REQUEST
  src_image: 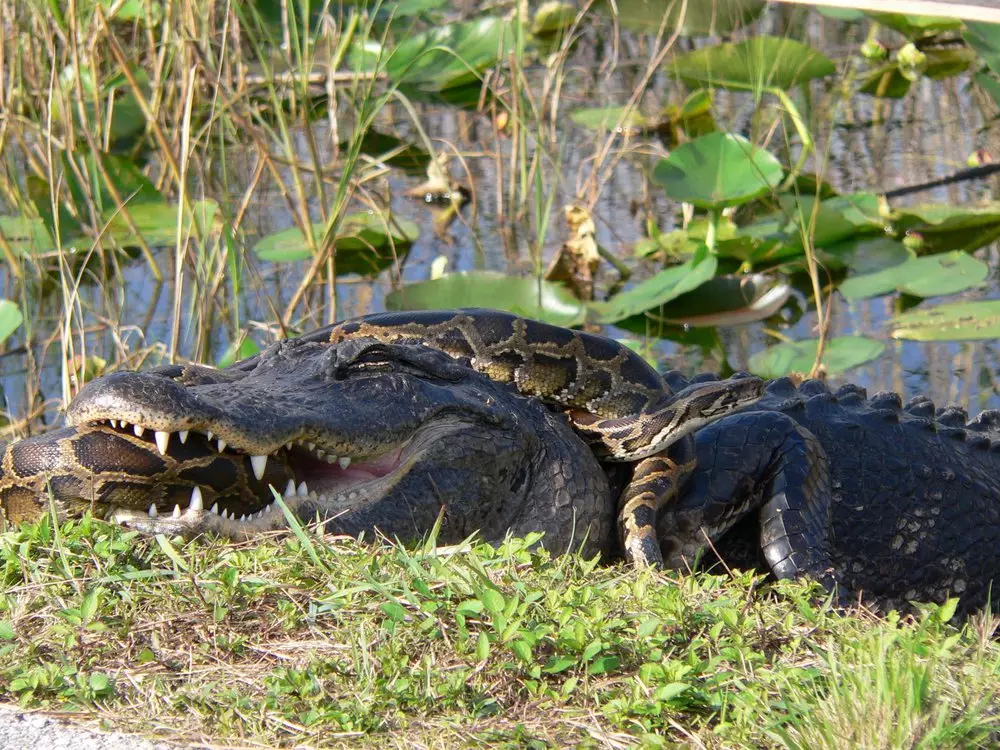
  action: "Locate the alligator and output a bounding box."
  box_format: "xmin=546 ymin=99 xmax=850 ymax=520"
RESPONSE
xmin=0 ymin=309 xmax=997 ymax=616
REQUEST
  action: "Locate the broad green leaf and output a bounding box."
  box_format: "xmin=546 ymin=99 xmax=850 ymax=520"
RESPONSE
xmin=385 ymin=272 xmax=587 ymax=327
xmin=966 ymin=22 xmax=1000 ymax=78
xmin=0 ymin=300 xmax=23 ymax=345
xmin=822 ymin=236 xmax=910 ymax=275
xmin=353 ymin=18 xmax=516 ymax=91
xmin=890 ymin=202 xmax=1000 ymax=254
xmin=817 ymin=8 xmax=864 ymax=20
xmin=860 ymin=47 xmax=977 ymax=98
xmin=337 ymin=130 xmax=431 ymax=175
xmin=570 ymin=106 xmax=653 ymax=133
xmin=749 ymin=336 xmax=885 ymax=378
xmin=868 ymin=13 xmax=963 ymax=38
xmin=891 ymin=300 xmax=1000 ymax=341
xmin=738 ymin=192 xmax=883 ymax=264
xmin=587 ymin=245 xmax=717 ymax=324
xmin=217 ymin=336 xmax=261 ymax=368
xmin=594 ymin=0 xmax=764 ymax=36
xmin=533 ymin=1 xmax=576 ymax=35
xmin=100 ymin=0 xmax=162 ymax=22
xmin=63 ymin=151 xmax=162 ymax=213
xmin=254 ymin=212 xmax=418 ymax=275
xmin=669 ymin=36 xmax=835 ymax=90
xmin=840 ymin=251 xmax=987 ymax=302
xmin=0 ymin=216 xmax=58 ymax=257
xmin=652 ymin=133 xmax=783 ymax=210
xmin=646 ymin=273 xmax=791 ymax=328
xmin=974 ymin=71 xmax=1000 ymax=109
xmin=28 ymin=175 xmax=82 ymax=241
xmin=104 ymin=199 xmax=219 ymax=248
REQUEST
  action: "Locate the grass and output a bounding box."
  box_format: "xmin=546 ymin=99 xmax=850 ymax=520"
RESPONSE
xmin=0 ymin=516 xmax=997 ymax=748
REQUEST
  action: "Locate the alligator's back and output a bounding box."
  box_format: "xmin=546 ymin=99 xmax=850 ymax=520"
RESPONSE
xmin=677 ymin=374 xmax=1000 ymax=615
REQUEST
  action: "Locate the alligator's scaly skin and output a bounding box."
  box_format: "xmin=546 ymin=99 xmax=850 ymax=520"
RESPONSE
xmin=665 ymin=372 xmax=1000 ymax=616
xmin=0 ymin=338 xmax=615 ymax=556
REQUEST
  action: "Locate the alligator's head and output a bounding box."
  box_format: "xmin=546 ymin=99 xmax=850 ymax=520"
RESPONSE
xmin=0 ymin=337 xmax=614 ymax=553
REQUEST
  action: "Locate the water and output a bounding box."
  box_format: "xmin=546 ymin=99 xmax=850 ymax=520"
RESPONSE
xmin=3 ymin=9 xmax=1000 ymax=428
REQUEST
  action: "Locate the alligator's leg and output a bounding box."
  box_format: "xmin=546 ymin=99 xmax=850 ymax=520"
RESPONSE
xmin=653 ymin=411 xmax=841 ymax=595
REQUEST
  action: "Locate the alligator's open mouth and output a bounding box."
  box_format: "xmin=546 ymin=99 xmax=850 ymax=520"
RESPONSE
xmin=76 ymin=416 xmax=426 ymax=534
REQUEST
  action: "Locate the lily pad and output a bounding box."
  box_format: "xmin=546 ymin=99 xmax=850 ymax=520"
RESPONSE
xmin=0 ymin=216 xmax=58 ymax=257
xmin=587 ymin=245 xmax=717 ymax=324
xmin=652 ymin=133 xmax=783 ymax=210
xmin=570 ymin=106 xmax=653 ymax=133
xmin=645 ymin=273 xmax=791 ymax=328
xmin=0 ymin=300 xmax=23 ymax=345
xmin=966 ymin=22 xmax=1000 ymax=78
xmin=338 ymin=130 xmax=431 ymax=175
xmin=859 ymin=47 xmax=977 ymax=98
xmin=822 ymin=236 xmax=910 ymax=275
xmin=385 ymin=272 xmax=586 ymax=327
xmin=840 ymin=251 xmax=988 ymax=302
xmin=669 ymin=36 xmax=835 ymax=90
xmin=353 ymin=18 xmax=516 ymax=91
xmin=217 ymin=336 xmax=261 ymax=369
xmin=738 ymin=192 xmax=883 ymax=265
xmin=891 ymin=300 xmax=1000 ymax=341
xmin=749 ymin=336 xmax=885 ymax=378
xmin=890 ymin=203 xmax=1000 ymax=254
xmin=594 ymin=0 xmax=764 ymax=36
xmin=104 ymin=199 xmax=219 ymax=249
xmin=868 ymin=13 xmax=963 ymax=39
xmin=254 ymin=212 xmax=418 ymax=276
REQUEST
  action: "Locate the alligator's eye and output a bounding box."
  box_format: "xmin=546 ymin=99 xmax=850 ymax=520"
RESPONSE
xmin=345 ymin=345 xmax=396 ymax=372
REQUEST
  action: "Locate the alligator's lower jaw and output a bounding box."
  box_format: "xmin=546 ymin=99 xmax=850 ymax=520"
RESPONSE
xmin=100 ymin=419 xmax=471 ymax=537
xmin=102 ymin=445 xmax=412 ymax=536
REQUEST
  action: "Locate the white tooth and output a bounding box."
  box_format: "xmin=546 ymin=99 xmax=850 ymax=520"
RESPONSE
xmin=206 ymin=430 xmax=214 ymax=441
xmin=307 ymin=442 xmax=316 ymax=451
xmin=284 ymin=479 xmax=296 ymax=497
xmin=121 ymin=421 xmax=129 ymax=430
xmin=217 ymin=439 xmax=227 ymax=452
xmin=338 ymin=457 xmax=351 ymax=469
xmin=179 ymin=430 xmax=189 ymax=444
xmin=148 ymin=504 xmax=157 ymax=518
xmin=172 ymin=504 xmax=181 ymax=519
xmin=239 ymin=514 xmax=247 ymax=522
xmin=326 ymin=455 xmax=337 ymax=464
xmin=110 ymin=420 xmax=119 ymax=429
xmin=315 ymin=449 xmax=326 ymax=458
xmin=133 ymin=424 xmax=145 ymax=438
xmin=286 ymin=443 xmax=293 ymax=451
xmin=189 ymin=486 xmax=204 ymax=512
xmin=154 ymin=430 xmax=170 ymax=455
xmin=308 ymin=491 xmax=318 ymax=500
xmin=250 ymin=455 xmax=268 ymax=481
xmin=221 ymin=509 xmax=229 ymax=520
xmin=209 ymin=502 xmax=219 ymax=515
xmin=297 ymin=481 xmax=308 ymax=497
